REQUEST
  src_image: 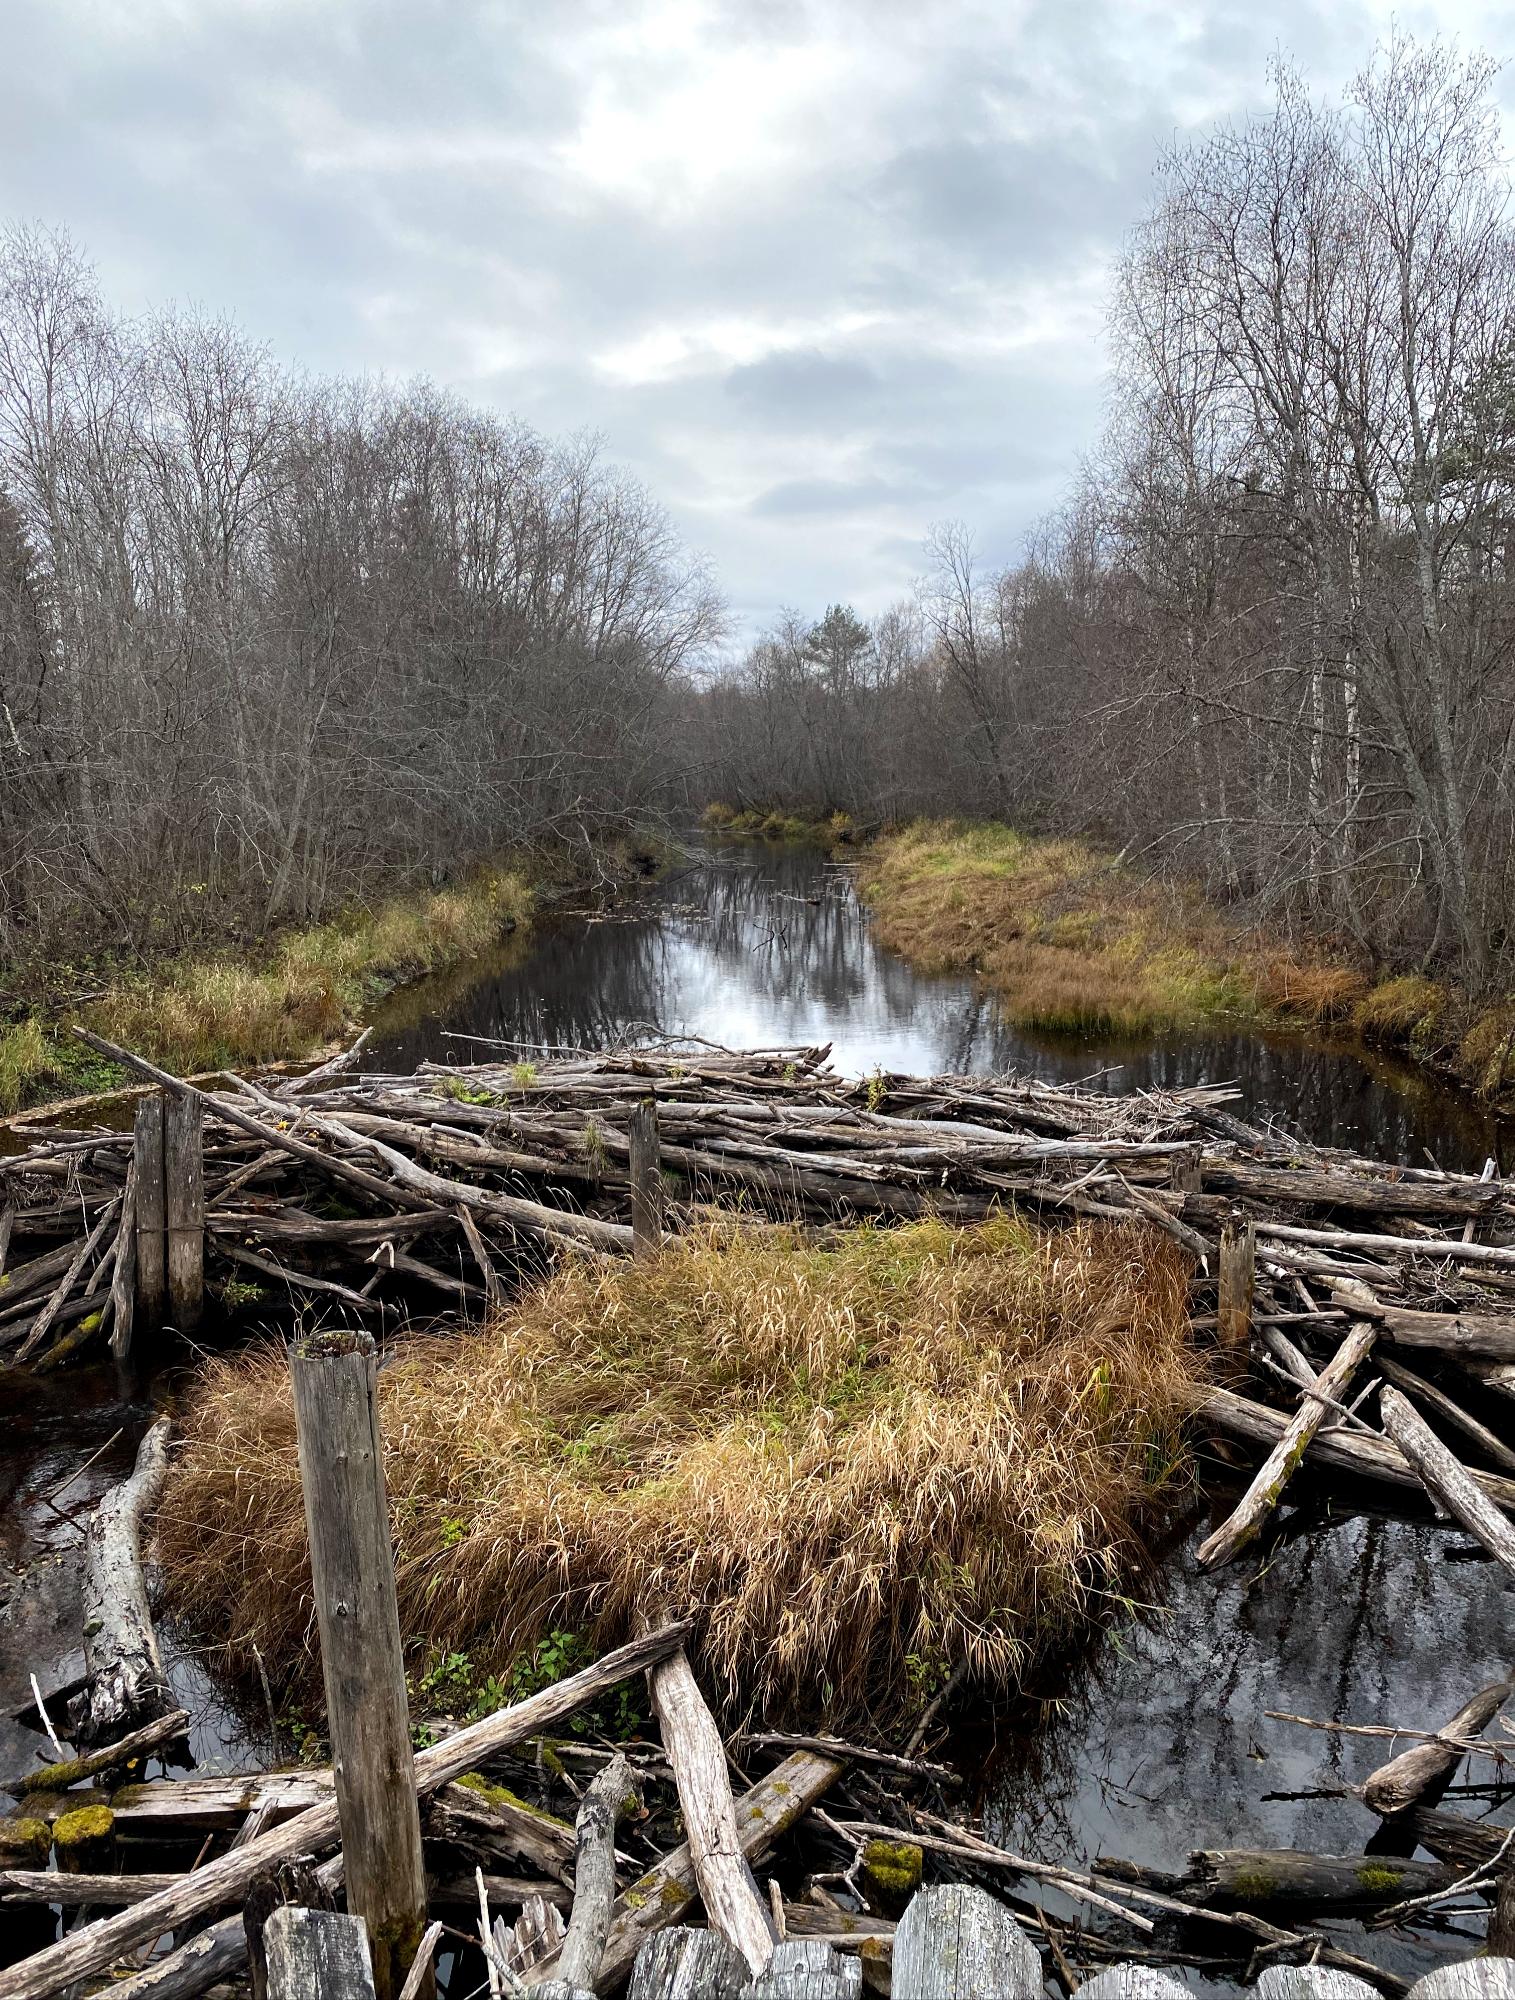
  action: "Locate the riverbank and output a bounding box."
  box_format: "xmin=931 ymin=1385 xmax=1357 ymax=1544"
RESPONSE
xmin=857 ymin=821 xmax=1515 ymax=1109
xmin=0 ymin=865 xmax=538 ymax=1115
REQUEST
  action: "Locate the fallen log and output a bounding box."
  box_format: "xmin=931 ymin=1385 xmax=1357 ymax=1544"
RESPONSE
xmin=551 ymin=1752 xmax=643 ymax=1994
xmin=1185 ymin=1848 xmax=1457 ymax=1910
xmin=534 ymin=1748 xmax=845 ymax=1995
xmin=1375 ymin=1356 xmax=1515 ymax=1477
xmin=0 ymin=1621 xmax=691 ymax=2000
xmin=1379 ymin=1387 xmax=1515 ymax=1577
xmin=1199 ymin=1386 xmax=1515 ymax=1510
xmin=650 ymin=1646 xmax=775 ymax=1974
xmin=1336 ymin=1295 xmax=1515 ymax=1364
xmin=1197 ymin=1323 xmax=1377 ymax=1567
xmin=1364 ymin=1680 xmax=1515 ymax=1817
xmin=75 ymin=1417 xmax=173 ymax=1746
xmin=11 ymin=1705 xmax=189 ymax=1794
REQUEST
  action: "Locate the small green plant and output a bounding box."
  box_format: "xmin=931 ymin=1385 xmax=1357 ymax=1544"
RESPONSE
xmin=219 ymin=1278 xmax=266 ymax=1309
xmin=580 ymin=1118 xmax=608 ymax=1173
xmin=439 ymin=1516 xmax=467 ymax=1548
xmin=510 ymin=1061 xmax=539 ymax=1087
xmin=865 ymin=1067 xmax=887 ymax=1113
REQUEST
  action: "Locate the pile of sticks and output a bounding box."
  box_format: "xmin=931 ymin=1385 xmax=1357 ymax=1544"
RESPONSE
xmin=8 ymin=1027 xmax=1515 ymax=1377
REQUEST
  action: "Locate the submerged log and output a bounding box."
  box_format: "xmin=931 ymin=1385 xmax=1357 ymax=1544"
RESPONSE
xmin=1185 ymin=1848 xmax=1457 ymax=1910
xmin=75 ymin=1417 xmax=173 ymax=1746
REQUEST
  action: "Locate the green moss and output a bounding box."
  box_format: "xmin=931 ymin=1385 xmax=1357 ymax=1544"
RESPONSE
xmin=1228 ymin=1866 xmax=1282 ymax=1900
xmin=862 ymin=1836 xmax=924 ymax=1908
xmin=1355 ymin=1862 xmax=1407 ymax=1894
xmin=53 ymin=1804 xmax=115 ymax=1850
xmin=455 ymin=1772 xmax=571 ymax=1831
xmin=0 ymin=1816 xmax=50 ymax=1862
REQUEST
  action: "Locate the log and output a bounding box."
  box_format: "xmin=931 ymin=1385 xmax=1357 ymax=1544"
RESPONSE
xmin=263 ymin=1906 xmax=376 ymax=2000
xmin=1199 ymin=1386 xmax=1515 ymax=1509
xmin=133 ymin=1093 xmax=166 ymax=1332
xmin=1256 ymin=1972 xmax=1379 ymax=2000
xmin=9 ymin=1195 xmax=120 ymax=1364
xmin=1402 ymin=1807 xmax=1512 ymax=1868
xmin=0 ymin=1869 xmax=182 ymax=1905
xmin=1342 ymin=1296 xmax=1515 ymax=1364
xmin=13 ymin=1704 xmax=189 ymax=1792
xmin=1407 ymin=1967 xmax=1515 ymax=2000
xmin=539 ymin=1748 xmax=845 ymax=1995
xmin=1078 ymin=1973 xmax=1190 ymax=2000
xmin=290 ymin=1331 xmax=429 ymax=2000
xmin=890 ymin=1883 xmax=1040 ymax=2000
xmin=649 ymin=1646 xmax=775 ymax=1973
xmin=742 ymin=1939 xmax=861 ymax=1998
xmin=1364 ymin=1681 xmax=1515 ymax=1817
xmin=1375 ymin=1356 xmax=1515 ymax=1477
xmin=1185 ymin=1848 xmax=1456 ymax=1909
xmin=1198 ymin=1323 xmax=1377 ymax=1566
xmin=75 ymin=1416 xmax=173 ymax=1746
xmin=1379 ymin=1387 xmax=1515 ymax=1577
xmin=427 ymin=1782 xmax=575 ymax=1877
xmin=553 ymin=1753 xmax=643 ymax=1994
xmin=626 ymin=1927 xmax=747 ymax=1999
xmin=0 ymin=1621 xmax=691 ymax=2000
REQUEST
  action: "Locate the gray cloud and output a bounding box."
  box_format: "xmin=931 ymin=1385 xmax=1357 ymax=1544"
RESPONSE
xmin=1 ymin=0 xmax=1508 ymax=645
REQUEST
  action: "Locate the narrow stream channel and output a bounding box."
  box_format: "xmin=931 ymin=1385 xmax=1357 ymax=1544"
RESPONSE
xmin=3 ymin=836 xmax=1510 ymax=1988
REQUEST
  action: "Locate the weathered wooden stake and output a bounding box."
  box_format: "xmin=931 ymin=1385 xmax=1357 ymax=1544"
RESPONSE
xmin=164 ymin=1091 xmax=204 ymax=1331
xmin=263 ymin=1906 xmax=376 ymax=2000
xmin=1218 ymin=1209 xmax=1255 ymax=1355
xmin=289 ymin=1331 xmax=430 ymax=2000
xmin=133 ymin=1093 xmax=167 ymax=1332
xmin=1169 ymin=1144 xmax=1203 ymax=1197
xmin=628 ymin=1098 xmax=665 ymax=1258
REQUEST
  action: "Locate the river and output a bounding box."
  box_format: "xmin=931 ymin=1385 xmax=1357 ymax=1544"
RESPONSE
xmin=3 ymin=836 xmax=1511 ymax=1988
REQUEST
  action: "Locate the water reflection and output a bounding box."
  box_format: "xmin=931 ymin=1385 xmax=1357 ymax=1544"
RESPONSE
xmin=989 ymin=1493 xmax=1515 ymax=1985
xmin=369 ymin=839 xmax=1505 ymax=1174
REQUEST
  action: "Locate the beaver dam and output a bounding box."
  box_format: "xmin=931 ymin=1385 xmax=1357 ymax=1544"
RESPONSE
xmin=5 ymin=1025 xmax=1515 ymax=1995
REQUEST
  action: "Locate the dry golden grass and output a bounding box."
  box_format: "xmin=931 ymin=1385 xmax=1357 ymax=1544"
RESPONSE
xmin=858 ymin=821 xmax=1515 ymax=1103
xmin=157 ymin=1213 xmax=1198 ymax=1729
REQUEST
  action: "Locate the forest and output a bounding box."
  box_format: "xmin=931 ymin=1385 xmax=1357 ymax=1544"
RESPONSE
xmin=693 ymin=39 xmax=1515 ymax=995
xmin=0 ymin=228 xmax=720 ymax=970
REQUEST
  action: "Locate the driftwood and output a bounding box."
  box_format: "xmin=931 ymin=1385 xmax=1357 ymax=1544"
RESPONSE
xmin=650 ymin=1646 xmax=775 ymax=1974
xmin=535 ymin=1749 xmax=845 ymax=1994
xmin=12 ymin=1705 xmax=189 ymax=1793
xmin=1379 ymin=1387 xmax=1515 ymax=1574
xmin=543 ymin=1752 xmax=643 ymax=1994
xmin=1363 ymin=1680 xmax=1515 ymax=1817
xmin=1185 ymin=1847 xmax=1457 ymax=1909
xmin=263 ymin=1905 xmax=376 ymax=2000
xmin=75 ymin=1417 xmax=173 ymax=1746
xmin=1197 ymin=1322 xmax=1376 ymax=1566
xmin=891 ymin=1883 xmax=1039 ymax=2000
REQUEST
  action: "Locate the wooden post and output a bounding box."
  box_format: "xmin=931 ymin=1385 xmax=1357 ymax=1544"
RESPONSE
xmin=1169 ymin=1145 xmax=1203 ymax=1197
xmin=628 ymin=1098 xmax=665 ymax=1259
xmin=289 ymin=1331 xmax=430 ymax=2000
xmin=164 ymin=1092 xmax=204 ymax=1331
xmin=133 ymin=1093 xmax=166 ymax=1332
xmin=263 ymin=1907 xmax=376 ymax=2000
xmin=1218 ymin=1209 xmax=1255 ymax=1355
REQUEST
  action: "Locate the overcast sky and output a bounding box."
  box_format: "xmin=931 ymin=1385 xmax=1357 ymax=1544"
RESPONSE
xmin=2 ymin=0 xmax=1511 ymax=645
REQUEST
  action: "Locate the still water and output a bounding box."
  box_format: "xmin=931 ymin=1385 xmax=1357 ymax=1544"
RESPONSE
xmin=3 ymin=837 xmax=1510 ymax=1986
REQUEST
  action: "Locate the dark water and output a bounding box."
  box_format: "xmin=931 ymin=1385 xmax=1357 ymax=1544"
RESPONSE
xmin=368 ymin=839 xmax=1505 ymax=1173
xmin=4 ymin=837 xmax=1511 ymax=1985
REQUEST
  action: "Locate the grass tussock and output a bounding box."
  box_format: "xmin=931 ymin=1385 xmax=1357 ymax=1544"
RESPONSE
xmin=702 ymin=801 xmax=858 ymax=845
xmin=0 ymin=868 xmax=532 ymax=1111
xmin=859 ymin=821 xmax=1515 ymax=1104
xmin=157 ymin=1213 xmax=1198 ymax=1729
